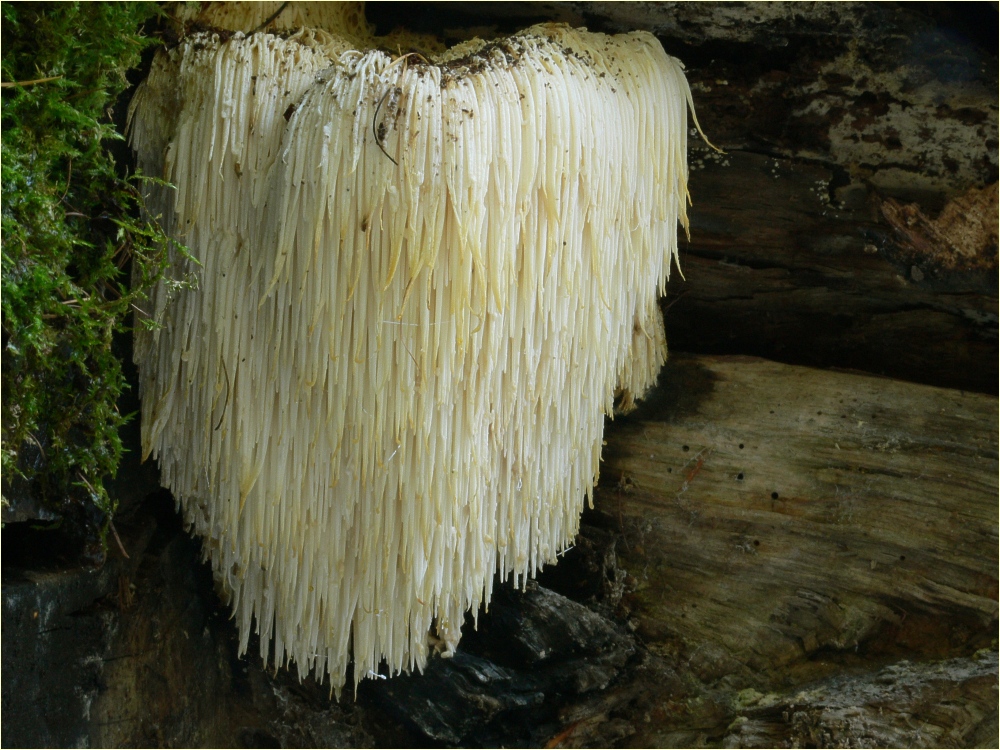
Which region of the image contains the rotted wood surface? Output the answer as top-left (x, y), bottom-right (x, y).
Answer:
top-left (603, 354), bottom-right (997, 652)
top-left (670, 156), bottom-right (997, 395)
top-left (570, 351), bottom-right (998, 747)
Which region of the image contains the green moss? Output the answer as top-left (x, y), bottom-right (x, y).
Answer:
top-left (1, 2), bottom-right (173, 545)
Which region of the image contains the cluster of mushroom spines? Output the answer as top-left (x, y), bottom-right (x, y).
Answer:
top-left (130, 18), bottom-right (693, 696)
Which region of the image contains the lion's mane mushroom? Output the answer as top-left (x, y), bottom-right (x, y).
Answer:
top-left (129, 1), bottom-right (704, 695)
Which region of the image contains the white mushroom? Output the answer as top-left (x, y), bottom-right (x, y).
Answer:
top-left (129, 1), bottom-right (704, 696)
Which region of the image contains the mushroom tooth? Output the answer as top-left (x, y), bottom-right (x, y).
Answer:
top-left (130, 11), bottom-right (697, 698)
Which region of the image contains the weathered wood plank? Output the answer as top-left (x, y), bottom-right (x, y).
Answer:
top-left (594, 353), bottom-right (997, 688)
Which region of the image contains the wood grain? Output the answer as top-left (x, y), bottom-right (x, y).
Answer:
top-left (596, 353), bottom-right (997, 684)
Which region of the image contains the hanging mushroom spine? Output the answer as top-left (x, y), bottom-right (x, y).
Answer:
top-left (129, 2), bottom-right (704, 696)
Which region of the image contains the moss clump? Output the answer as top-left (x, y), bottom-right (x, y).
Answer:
top-left (1, 2), bottom-right (172, 548)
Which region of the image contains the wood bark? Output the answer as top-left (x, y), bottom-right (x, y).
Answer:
top-left (601, 353), bottom-right (997, 667)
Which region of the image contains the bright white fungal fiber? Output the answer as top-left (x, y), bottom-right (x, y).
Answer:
top-left (129, 14), bottom-right (701, 697)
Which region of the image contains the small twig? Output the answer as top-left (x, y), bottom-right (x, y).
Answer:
top-left (109, 519), bottom-right (130, 559)
top-left (545, 720), bottom-right (582, 749)
top-left (250, 1), bottom-right (289, 34)
top-left (215, 357), bottom-right (230, 431)
top-left (372, 53), bottom-right (427, 168)
top-left (76, 472), bottom-right (130, 559)
top-left (25, 432), bottom-right (46, 460)
top-left (662, 290), bottom-right (689, 313)
top-left (60, 158), bottom-right (73, 202)
top-left (77, 471), bottom-right (99, 496)
top-left (372, 87), bottom-right (398, 166)
top-left (1, 75), bottom-right (63, 88)
top-left (114, 243), bottom-right (131, 270)
top-left (385, 51), bottom-right (430, 72)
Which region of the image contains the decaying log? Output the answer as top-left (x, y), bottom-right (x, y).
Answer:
top-left (668, 155), bottom-right (997, 395)
top-left (723, 651), bottom-right (999, 749)
top-left (570, 351), bottom-right (998, 746)
top-left (600, 353), bottom-right (997, 669)
top-left (663, 0), bottom-right (998, 394)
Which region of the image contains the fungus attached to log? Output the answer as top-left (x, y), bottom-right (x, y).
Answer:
top-left (129, 2), bottom-right (703, 696)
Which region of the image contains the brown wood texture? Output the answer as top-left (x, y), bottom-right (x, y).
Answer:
top-left (669, 155), bottom-right (997, 394)
top-left (660, 7), bottom-right (999, 394)
top-left (572, 351), bottom-right (998, 745)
